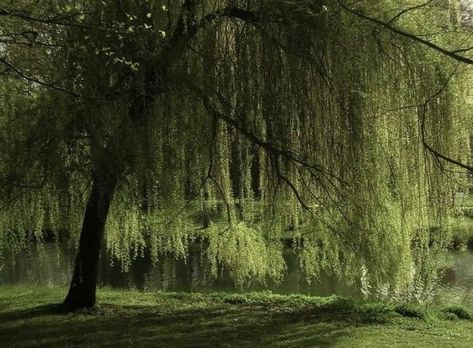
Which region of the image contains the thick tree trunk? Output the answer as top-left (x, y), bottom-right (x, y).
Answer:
top-left (63, 173), bottom-right (118, 309)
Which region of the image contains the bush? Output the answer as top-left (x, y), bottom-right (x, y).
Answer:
top-left (358, 303), bottom-right (394, 323)
top-left (394, 304), bottom-right (426, 319)
top-left (442, 306), bottom-right (472, 320)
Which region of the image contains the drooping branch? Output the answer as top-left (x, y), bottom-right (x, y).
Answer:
top-left (418, 65), bottom-right (473, 173)
top-left (387, 0), bottom-right (437, 24)
top-left (187, 82), bottom-right (348, 217)
top-left (0, 57), bottom-right (79, 97)
top-left (338, 0), bottom-right (473, 65)
top-left (337, 1), bottom-right (473, 174)
top-left (198, 6), bottom-right (260, 28)
top-left (0, 7), bottom-right (116, 33)
top-left (199, 91), bottom-right (342, 184)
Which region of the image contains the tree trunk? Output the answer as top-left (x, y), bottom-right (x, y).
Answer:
top-left (63, 173), bottom-right (118, 309)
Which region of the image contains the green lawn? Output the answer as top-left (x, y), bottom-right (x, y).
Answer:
top-left (1, 286), bottom-right (473, 347)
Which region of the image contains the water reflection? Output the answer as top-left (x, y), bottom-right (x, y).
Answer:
top-left (2, 242), bottom-right (472, 306)
top-left (435, 251), bottom-right (473, 306)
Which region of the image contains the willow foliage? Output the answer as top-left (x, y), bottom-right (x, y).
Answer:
top-left (0, 0), bottom-right (472, 297)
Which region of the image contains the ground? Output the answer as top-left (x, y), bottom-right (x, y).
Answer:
top-left (1, 286), bottom-right (473, 347)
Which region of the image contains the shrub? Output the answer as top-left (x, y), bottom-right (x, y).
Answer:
top-left (394, 304), bottom-right (426, 319)
top-left (442, 306), bottom-right (472, 320)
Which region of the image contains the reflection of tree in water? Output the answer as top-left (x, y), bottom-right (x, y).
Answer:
top-left (5, 243), bottom-right (473, 307)
top-left (433, 251), bottom-right (473, 307)
top-left (130, 250), bottom-right (153, 291)
top-left (0, 243), bottom-right (73, 286)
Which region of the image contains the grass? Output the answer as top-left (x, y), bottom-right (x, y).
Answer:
top-left (1, 287), bottom-right (473, 347)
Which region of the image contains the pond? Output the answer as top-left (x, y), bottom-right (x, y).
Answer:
top-left (1, 242), bottom-right (472, 307)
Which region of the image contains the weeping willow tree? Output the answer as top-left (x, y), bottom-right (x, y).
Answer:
top-left (0, 0), bottom-right (472, 308)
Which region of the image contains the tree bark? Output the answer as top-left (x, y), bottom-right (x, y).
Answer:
top-left (63, 172), bottom-right (118, 309)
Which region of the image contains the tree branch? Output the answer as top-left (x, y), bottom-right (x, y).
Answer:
top-left (0, 57), bottom-right (79, 97)
top-left (338, 0), bottom-right (473, 65)
top-left (418, 66), bottom-right (473, 173)
top-left (387, 0), bottom-right (436, 24)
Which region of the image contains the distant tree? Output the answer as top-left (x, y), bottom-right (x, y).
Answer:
top-left (0, 0), bottom-right (472, 309)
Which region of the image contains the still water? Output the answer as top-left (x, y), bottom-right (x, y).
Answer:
top-left (1, 243), bottom-right (472, 306)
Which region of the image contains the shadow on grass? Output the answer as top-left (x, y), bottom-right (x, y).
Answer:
top-left (0, 303), bottom-right (66, 321)
top-left (0, 301), bottom-right (358, 347)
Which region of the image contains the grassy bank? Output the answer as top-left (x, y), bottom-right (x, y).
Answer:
top-left (1, 287), bottom-right (473, 347)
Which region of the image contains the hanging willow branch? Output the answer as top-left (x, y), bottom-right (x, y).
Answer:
top-left (0, 58), bottom-right (79, 97)
top-left (338, 0), bottom-right (473, 65)
top-left (339, 0), bottom-right (473, 174)
top-left (416, 64), bottom-right (473, 173)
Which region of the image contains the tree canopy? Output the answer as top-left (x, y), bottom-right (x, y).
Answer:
top-left (1, 0), bottom-right (473, 307)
